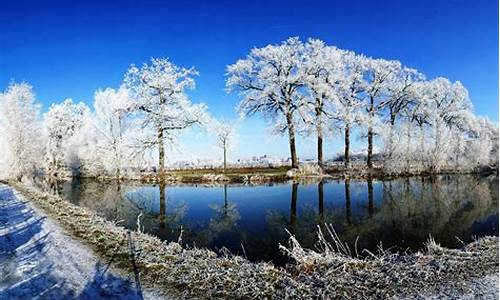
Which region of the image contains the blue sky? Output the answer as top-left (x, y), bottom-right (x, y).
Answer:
top-left (1, 0), bottom-right (498, 162)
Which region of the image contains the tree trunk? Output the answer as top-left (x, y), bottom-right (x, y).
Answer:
top-left (420, 125), bottom-right (425, 171)
top-left (316, 99), bottom-right (323, 169)
top-left (433, 121), bottom-right (441, 172)
top-left (223, 143), bottom-right (227, 172)
top-left (405, 122), bottom-right (411, 173)
top-left (367, 97), bottom-right (374, 169)
top-left (344, 123), bottom-right (351, 169)
top-left (116, 117), bottom-right (123, 181)
top-left (158, 127), bottom-right (165, 180)
top-left (367, 130), bottom-right (374, 168)
top-left (317, 132), bottom-right (323, 169)
top-left (286, 112), bottom-right (298, 168)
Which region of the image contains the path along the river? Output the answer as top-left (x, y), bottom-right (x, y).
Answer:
top-left (0, 184), bottom-right (165, 300)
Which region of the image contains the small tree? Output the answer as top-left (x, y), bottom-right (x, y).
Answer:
top-left (0, 82), bottom-right (43, 181)
top-left (212, 120), bottom-right (236, 172)
top-left (124, 57), bottom-right (209, 179)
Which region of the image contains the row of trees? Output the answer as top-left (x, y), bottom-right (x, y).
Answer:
top-left (0, 59), bottom-right (233, 180)
top-left (0, 37), bottom-right (497, 180)
top-left (226, 37), bottom-right (498, 172)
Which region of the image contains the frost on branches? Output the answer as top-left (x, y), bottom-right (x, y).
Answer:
top-left (0, 38), bottom-right (497, 180)
top-left (209, 120), bottom-right (237, 171)
top-left (44, 99), bottom-right (90, 177)
top-left (87, 86), bottom-right (137, 178)
top-left (124, 57), bottom-right (210, 178)
top-left (299, 39), bottom-right (344, 168)
top-left (226, 37), bottom-right (307, 168)
top-left (0, 83), bottom-right (43, 181)
top-left (228, 37), bottom-right (497, 173)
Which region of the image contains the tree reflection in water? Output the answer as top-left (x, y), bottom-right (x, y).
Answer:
top-left (367, 178), bottom-right (374, 218)
top-left (345, 178), bottom-right (351, 225)
top-left (38, 175), bottom-right (499, 264)
top-left (289, 182), bottom-right (298, 235)
top-left (318, 180), bottom-right (324, 224)
top-left (158, 183), bottom-right (167, 238)
top-left (207, 184), bottom-right (241, 236)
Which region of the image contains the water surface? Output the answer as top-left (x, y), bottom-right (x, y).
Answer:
top-left (39, 175), bottom-right (499, 264)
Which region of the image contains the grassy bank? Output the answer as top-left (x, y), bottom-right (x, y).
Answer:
top-left (9, 181), bottom-right (499, 299)
top-left (153, 166), bottom-right (290, 183)
top-left (87, 164), bottom-right (498, 184)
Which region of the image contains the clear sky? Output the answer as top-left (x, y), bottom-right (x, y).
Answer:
top-left (1, 0), bottom-right (498, 162)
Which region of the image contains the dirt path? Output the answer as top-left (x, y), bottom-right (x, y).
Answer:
top-left (0, 184), bottom-right (165, 300)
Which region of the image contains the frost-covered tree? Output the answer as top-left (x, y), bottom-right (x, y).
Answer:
top-left (0, 83), bottom-right (43, 180)
top-left (44, 99), bottom-right (90, 177)
top-left (226, 37), bottom-right (307, 168)
top-left (385, 67), bottom-right (424, 126)
top-left (383, 67), bottom-right (424, 159)
top-left (334, 51), bottom-right (366, 168)
top-left (124, 57), bottom-right (209, 179)
top-left (462, 116), bottom-right (498, 169)
top-left (381, 76), bottom-right (480, 174)
top-left (301, 40), bottom-right (345, 168)
top-left (90, 86), bottom-right (135, 178)
top-left (418, 78), bottom-right (472, 171)
top-left (361, 58), bottom-right (401, 169)
top-left (378, 67), bottom-right (425, 173)
top-left (211, 120), bottom-right (236, 172)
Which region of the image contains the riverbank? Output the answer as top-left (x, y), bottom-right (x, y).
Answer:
top-left (69, 164), bottom-right (499, 185)
top-left (6, 180), bottom-right (499, 299)
top-left (0, 184), bottom-right (168, 299)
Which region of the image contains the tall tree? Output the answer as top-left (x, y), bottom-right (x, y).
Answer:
top-left (226, 37), bottom-right (306, 168)
top-left (124, 58), bottom-right (209, 179)
top-left (302, 40), bottom-right (345, 169)
top-left (383, 66), bottom-right (424, 162)
top-left (0, 83), bottom-right (43, 181)
top-left (418, 78), bottom-right (472, 171)
top-left (334, 51), bottom-right (365, 168)
top-left (362, 58), bottom-right (400, 169)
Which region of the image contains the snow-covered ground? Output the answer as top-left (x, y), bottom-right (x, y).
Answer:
top-left (0, 184), bottom-right (165, 300)
top-left (421, 275), bottom-right (499, 299)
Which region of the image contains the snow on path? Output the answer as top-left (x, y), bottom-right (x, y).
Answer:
top-left (0, 184), bottom-right (163, 300)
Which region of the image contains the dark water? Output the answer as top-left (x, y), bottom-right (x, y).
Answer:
top-left (39, 175), bottom-right (499, 264)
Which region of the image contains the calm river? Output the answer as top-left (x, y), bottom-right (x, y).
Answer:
top-left (38, 174), bottom-right (498, 264)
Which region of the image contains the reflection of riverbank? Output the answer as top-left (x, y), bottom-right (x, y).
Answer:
top-left (265, 175), bottom-right (498, 261)
top-left (34, 174), bottom-right (498, 263)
